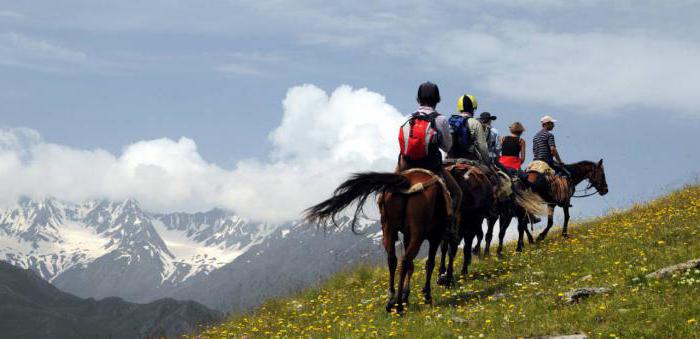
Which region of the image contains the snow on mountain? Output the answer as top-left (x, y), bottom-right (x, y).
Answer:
top-left (0, 198), bottom-right (266, 286)
top-left (0, 197), bottom-right (382, 310)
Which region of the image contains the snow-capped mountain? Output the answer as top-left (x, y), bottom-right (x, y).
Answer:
top-left (0, 197), bottom-right (381, 311)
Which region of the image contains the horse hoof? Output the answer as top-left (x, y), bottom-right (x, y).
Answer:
top-left (471, 248), bottom-right (480, 256)
top-left (385, 301), bottom-right (396, 313)
top-left (437, 274), bottom-right (455, 287)
top-left (562, 233), bottom-right (569, 239)
top-left (422, 294), bottom-right (433, 305)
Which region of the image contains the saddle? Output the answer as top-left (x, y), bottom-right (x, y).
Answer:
top-left (391, 168), bottom-right (454, 217)
top-left (445, 160), bottom-right (512, 202)
top-left (526, 161), bottom-right (571, 204)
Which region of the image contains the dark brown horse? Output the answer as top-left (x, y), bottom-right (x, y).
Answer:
top-left (437, 165), bottom-right (545, 285)
top-left (437, 164), bottom-right (493, 285)
top-left (475, 192), bottom-right (536, 258)
top-left (533, 159), bottom-right (609, 241)
top-left (304, 169), bottom-right (449, 313)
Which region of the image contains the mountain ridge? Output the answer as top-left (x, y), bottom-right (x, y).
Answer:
top-left (1, 197), bottom-right (382, 311)
top-left (0, 260), bottom-right (222, 339)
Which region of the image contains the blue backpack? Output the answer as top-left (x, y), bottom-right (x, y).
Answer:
top-left (448, 115), bottom-right (471, 153)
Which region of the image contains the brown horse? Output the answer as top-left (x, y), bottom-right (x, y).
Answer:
top-left (533, 159), bottom-right (609, 241)
top-left (304, 169), bottom-right (449, 313)
top-left (437, 164), bottom-right (493, 286)
top-left (476, 191), bottom-right (536, 258)
top-left (437, 165), bottom-right (545, 285)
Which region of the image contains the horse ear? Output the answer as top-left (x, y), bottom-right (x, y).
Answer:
top-left (598, 159), bottom-right (603, 166)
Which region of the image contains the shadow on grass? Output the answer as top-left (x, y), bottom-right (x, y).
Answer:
top-left (435, 281), bottom-right (510, 307)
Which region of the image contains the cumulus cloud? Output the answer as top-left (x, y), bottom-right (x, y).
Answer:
top-left (0, 85), bottom-right (405, 222)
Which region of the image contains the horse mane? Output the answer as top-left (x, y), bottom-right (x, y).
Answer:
top-left (565, 161), bottom-right (596, 179)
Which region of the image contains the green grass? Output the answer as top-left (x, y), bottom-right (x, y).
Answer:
top-left (196, 186), bottom-right (700, 338)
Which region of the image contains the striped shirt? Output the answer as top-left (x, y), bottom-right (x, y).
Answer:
top-left (533, 129), bottom-right (556, 163)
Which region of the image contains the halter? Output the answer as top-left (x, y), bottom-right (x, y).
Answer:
top-left (572, 183), bottom-right (600, 198)
top-left (572, 165), bottom-right (604, 198)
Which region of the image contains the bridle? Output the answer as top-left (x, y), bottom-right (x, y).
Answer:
top-left (572, 163), bottom-right (606, 198)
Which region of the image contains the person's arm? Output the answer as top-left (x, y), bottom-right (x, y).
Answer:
top-left (471, 121), bottom-right (491, 163)
top-left (436, 115), bottom-right (452, 154)
top-left (493, 129), bottom-right (501, 156)
top-left (549, 134), bottom-right (563, 163)
top-left (519, 138), bottom-right (526, 163)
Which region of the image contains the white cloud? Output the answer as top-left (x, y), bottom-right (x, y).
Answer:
top-left (427, 22), bottom-right (700, 114)
top-left (0, 32), bottom-right (88, 71)
top-left (0, 85), bottom-right (405, 222)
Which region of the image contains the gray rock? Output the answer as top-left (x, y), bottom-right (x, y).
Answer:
top-left (578, 274), bottom-right (592, 282)
top-left (645, 259), bottom-right (700, 279)
top-left (562, 287), bottom-right (611, 304)
top-left (491, 292), bottom-right (508, 300)
top-left (451, 316), bottom-right (467, 324)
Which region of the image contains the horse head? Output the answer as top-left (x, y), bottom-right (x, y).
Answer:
top-left (589, 159), bottom-right (609, 196)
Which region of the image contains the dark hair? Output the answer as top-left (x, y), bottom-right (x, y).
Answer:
top-left (509, 122), bottom-right (525, 136)
top-left (416, 82), bottom-right (441, 107)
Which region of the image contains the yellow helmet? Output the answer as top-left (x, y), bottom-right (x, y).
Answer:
top-left (457, 94), bottom-right (477, 113)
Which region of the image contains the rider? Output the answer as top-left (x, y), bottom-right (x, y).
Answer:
top-left (479, 112), bottom-right (501, 165)
top-left (398, 82), bottom-right (462, 239)
top-left (532, 115), bottom-right (569, 177)
top-left (446, 94), bottom-right (491, 164)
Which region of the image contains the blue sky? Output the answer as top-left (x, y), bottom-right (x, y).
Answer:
top-left (1, 1), bottom-right (700, 221)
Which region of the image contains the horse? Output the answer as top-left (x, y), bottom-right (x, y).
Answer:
top-left (436, 164), bottom-right (493, 286)
top-left (476, 192), bottom-right (537, 258)
top-left (304, 169), bottom-right (450, 313)
top-left (532, 159), bottom-right (609, 241)
top-left (436, 164), bottom-right (545, 285)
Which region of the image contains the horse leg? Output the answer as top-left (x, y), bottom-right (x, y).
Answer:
top-left (461, 228), bottom-right (476, 276)
top-left (497, 214), bottom-right (512, 258)
top-left (483, 216), bottom-right (497, 258)
top-left (472, 223), bottom-right (483, 256)
top-left (516, 215), bottom-right (525, 252)
top-left (396, 237), bottom-right (421, 314)
top-left (443, 237), bottom-right (459, 286)
top-left (438, 240), bottom-right (448, 277)
top-left (422, 239), bottom-right (439, 304)
top-left (562, 205), bottom-right (570, 238)
top-left (438, 230), bottom-right (459, 287)
top-left (536, 204), bottom-right (555, 242)
top-left (383, 229), bottom-right (398, 312)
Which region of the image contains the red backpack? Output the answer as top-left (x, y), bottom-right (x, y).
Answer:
top-left (398, 112), bottom-right (440, 161)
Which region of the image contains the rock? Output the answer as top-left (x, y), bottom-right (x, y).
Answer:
top-left (492, 292), bottom-right (508, 300)
top-left (451, 316), bottom-right (467, 324)
top-left (562, 287), bottom-right (611, 304)
top-left (645, 259), bottom-right (700, 279)
top-left (578, 274), bottom-right (592, 282)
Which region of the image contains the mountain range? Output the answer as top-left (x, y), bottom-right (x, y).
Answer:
top-left (0, 260), bottom-right (222, 338)
top-left (0, 197), bottom-right (382, 312)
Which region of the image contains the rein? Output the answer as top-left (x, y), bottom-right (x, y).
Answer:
top-left (572, 180), bottom-right (600, 198)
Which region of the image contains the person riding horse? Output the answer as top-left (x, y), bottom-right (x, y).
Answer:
top-left (532, 115), bottom-right (570, 177)
top-left (397, 82), bottom-right (462, 241)
top-left (445, 94), bottom-right (491, 166)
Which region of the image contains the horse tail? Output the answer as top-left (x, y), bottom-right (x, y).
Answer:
top-left (513, 185), bottom-right (547, 217)
top-left (304, 172), bottom-right (410, 233)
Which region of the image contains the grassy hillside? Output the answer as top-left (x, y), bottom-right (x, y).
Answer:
top-left (196, 186), bottom-right (700, 338)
